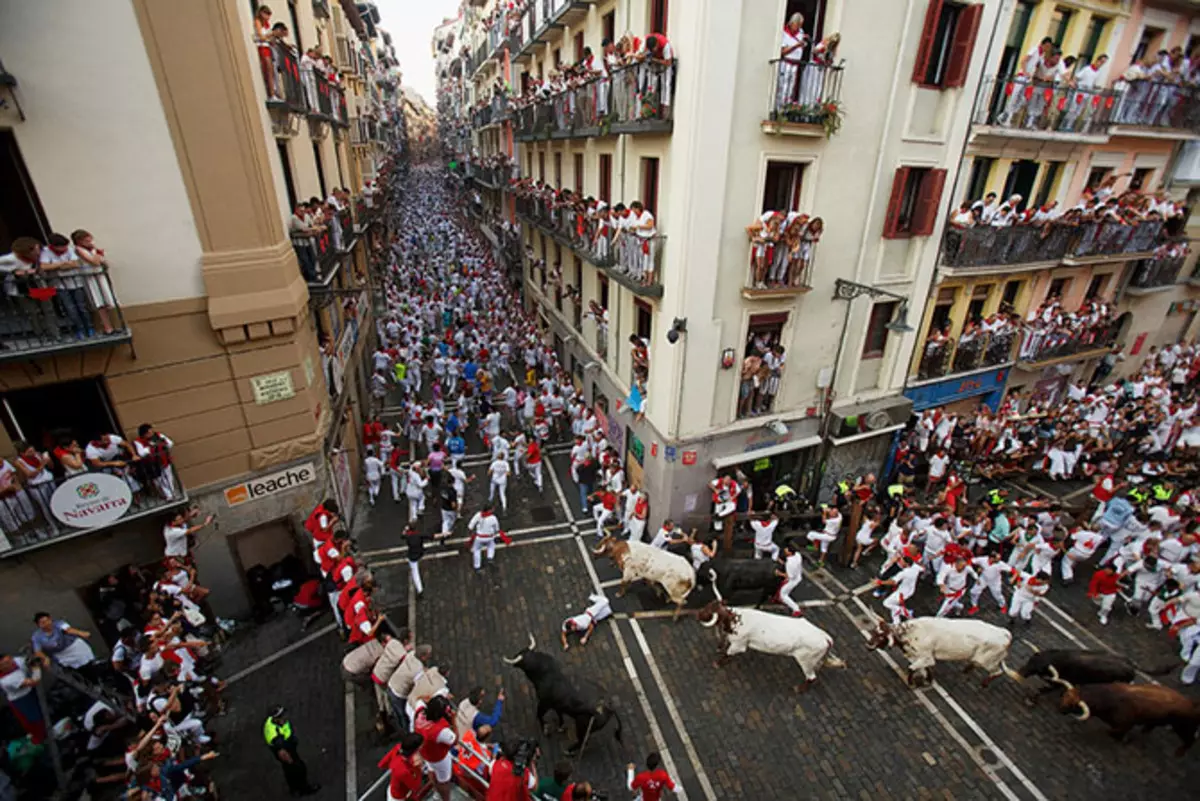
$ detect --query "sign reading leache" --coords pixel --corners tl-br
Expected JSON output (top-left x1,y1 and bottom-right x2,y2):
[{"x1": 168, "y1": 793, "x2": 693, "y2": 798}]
[
  {"x1": 224, "y1": 462, "x2": 317, "y2": 507},
  {"x1": 50, "y1": 473, "x2": 134, "y2": 529},
  {"x1": 251, "y1": 371, "x2": 297, "y2": 405}
]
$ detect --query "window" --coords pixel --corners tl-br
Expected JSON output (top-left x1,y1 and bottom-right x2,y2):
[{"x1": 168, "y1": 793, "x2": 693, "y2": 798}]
[
  {"x1": 603, "y1": 11, "x2": 616, "y2": 44},
  {"x1": 640, "y1": 157, "x2": 660, "y2": 216},
  {"x1": 761, "y1": 161, "x2": 805, "y2": 213},
  {"x1": 635, "y1": 299, "x2": 653, "y2": 341},
  {"x1": 913, "y1": 1, "x2": 983, "y2": 89},
  {"x1": 553, "y1": 48, "x2": 562, "y2": 69},
  {"x1": 287, "y1": 0, "x2": 303, "y2": 50},
  {"x1": 1133, "y1": 27, "x2": 1164, "y2": 64},
  {"x1": 277, "y1": 140, "x2": 298, "y2": 210},
  {"x1": 1033, "y1": 162, "x2": 1062, "y2": 209},
  {"x1": 929, "y1": 287, "x2": 956, "y2": 332},
  {"x1": 312, "y1": 142, "x2": 327, "y2": 199},
  {"x1": 1002, "y1": 279, "x2": 1022, "y2": 309},
  {"x1": 650, "y1": 0, "x2": 669, "y2": 34},
  {"x1": 598, "y1": 154, "x2": 613, "y2": 204},
  {"x1": 1085, "y1": 166, "x2": 1111, "y2": 191},
  {"x1": 1130, "y1": 168, "x2": 1154, "y2": 191},
  {"x1": 1078, "y1": 15, "x2": 1109, "y2": 67},
  {"x1": 0, "y1": 378, "x2": 121, "y2": 462},
  {"x1": 967, "y1": 284, "x2": 991, "y2": 323},
  {"x1": 526, "y1": 152, "x2": 533, "y2": 178},
  {"x1": 862, "y1": 302, "x2": 899, "y2": 359},
  {"x1": 1049, "y1": 7, "x2": 1073, "y2": 47},
  {"x1": 574, "y1": 153, "x2": 584, "y2": 195},
  {"x1": 598, "y1": 273, "x2": 609, "y2": 309},
  {"x1": 965, "y1": 156, "x2": 994, "y2": 205},
  {"x1": 594, "y1": 389, "x2": 609, "y2": 415},
  {"x1": 574, "y1": 32, "x2": 585, "y2": 62},
  {"x1": 740, "y1": 313, "x2": 788, "y2": 418},
  {"x1": 0, "y1": 131, "x2": 50, "y2": 252},
  {"x1": 1085, "y1": 274, "x2": 1108, "y2": 300},
  {"x1": 1048, "y1": 277, "x2": 1070, "y2": 299},
  {"x1": 538, "y1": 152, "x2": 546, "y2": 182},
  {"x1": 883, "y1": 167, "x2": 947, "y2": 238},
  {"x1": 554, "y1": 153, "x2": 562, "y2": 189}
]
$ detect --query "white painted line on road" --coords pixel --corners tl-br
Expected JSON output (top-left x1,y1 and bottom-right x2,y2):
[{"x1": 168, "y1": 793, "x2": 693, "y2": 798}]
[
  {"x1": 360, "y1": 521, "x2": 567, "y2": 557},
  {"x1": 356, "y1": 771, "x2": 389, "y2": 801},
  {"x1": 599, "y1": 578, "x2": 623, "y2": 589},
  {"x1": 628, "y1": 619, "x2": 719, "y2": 801},
  {"x1": 345, "y1": 683, "x2": 358, "y2": 801},
  {"x1": 1036, "y1": 598, "x2": 1161, "y2": 685},
  {"x1": 369, "y1": 532, "x2": 579, "y2": 569},
  {"x1": 225, "y1": 624, "x2": 337, "y2": 685}
]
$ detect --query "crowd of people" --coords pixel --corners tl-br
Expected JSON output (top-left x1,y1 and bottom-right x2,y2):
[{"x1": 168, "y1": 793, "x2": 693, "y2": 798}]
[
  {"x1": 288, "y1": 181, "x2": 382, "y2": 281},
  {"x1": 744, "y1": 209, "x2": 824, "y2": 290},
  {"x1": 948, "y1": 182, "x2": 1187, "y2": 231}
]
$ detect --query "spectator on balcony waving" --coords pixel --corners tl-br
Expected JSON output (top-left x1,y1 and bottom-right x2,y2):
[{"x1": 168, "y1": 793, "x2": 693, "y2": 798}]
[{"x1": 777, "y1": 13, "x2": 808, "y2": 111}]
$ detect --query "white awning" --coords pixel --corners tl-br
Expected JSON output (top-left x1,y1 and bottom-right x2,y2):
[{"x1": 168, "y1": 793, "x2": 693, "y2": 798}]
[
  {"x1": 711, "y1": 435, "x2": 822, "y2": 470},
  {"x1": 830, "y1": 422, "x2": 906, "y2": 446}
]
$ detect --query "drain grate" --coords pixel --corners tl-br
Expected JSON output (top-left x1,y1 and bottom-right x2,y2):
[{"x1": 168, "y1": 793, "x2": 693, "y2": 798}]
[{"x1": 529, "y1": 505, "x2": 557, "y2": 523}]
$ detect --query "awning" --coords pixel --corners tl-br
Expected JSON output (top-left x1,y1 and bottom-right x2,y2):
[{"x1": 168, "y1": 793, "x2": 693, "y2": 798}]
[
  {"x1": 830, "y1": 422, "x2": 906, "y2": 446},
  {"x1": 711, "y1": 435, "x2": 822, "y2": 469}
]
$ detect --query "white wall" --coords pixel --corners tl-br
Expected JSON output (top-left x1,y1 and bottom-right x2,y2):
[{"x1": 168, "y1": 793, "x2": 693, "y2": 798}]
[{"x1": 0, "y1": 0, "x2": 204, "y2": 305}]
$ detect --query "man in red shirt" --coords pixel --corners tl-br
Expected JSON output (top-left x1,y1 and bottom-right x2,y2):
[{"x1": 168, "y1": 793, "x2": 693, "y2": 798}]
[
  {"x1": 588, "y1": 488, "x2": 618, "y2": 539},
  {"x1": 377, "y1": 732, "x2": 424, "y2": 800},
  {"x1": 526, "y1": 439, "x2": 543, "y2": 493},
  {"x1": 1087, "y1": 564, "x2": 1119, "y2": 626},
  {"x1": 414, "y1": 697, "x2": 456, "y2": 801},
  {"x1": 627, "y1": 752, "x2": 677, "y2": 801},
  {"x1": 364, "y1": 416, "x2": 384, "y2": 448},
  {"x1": 304, "y1": 500, "x2": 340, "y2": 548}
]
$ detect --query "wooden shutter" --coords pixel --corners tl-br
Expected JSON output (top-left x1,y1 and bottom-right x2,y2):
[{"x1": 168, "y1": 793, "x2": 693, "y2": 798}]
[
  {"x1": 912, "y1": 169, "x2": 948, "y2": 236},
  {"x1": 911, "y1": 0, "x2": 944, "y2": 85},
  {"x1": 943, "y1": 4, "x2": 983, "y2": 88},
  {"x1": 882, "y1": 167, "x2": 911, "y2": 239},
  {"x1": 599, "y1": 154, "x2": 612, "y2": 203},
  {"x1": 574, "y1": 153, "x2": 584, "y2": 194}
]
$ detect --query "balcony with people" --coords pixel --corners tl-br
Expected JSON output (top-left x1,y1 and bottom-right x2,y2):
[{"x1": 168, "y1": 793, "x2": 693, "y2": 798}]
[
  {"x1": 513, "y1": 181, "x2": 664, "y2": 298},
  {"x1": 742, "y1": 211, "x2": 822, "y2": 298},
  {"x1": 941, "y1": 186, "x2": 1182, "y2": 273},
  {"x1": 972, "y1": 75, "x2": 1116, "y2": 141},
  {"x1": 252, "y1": 7, "x2": 350, "y2": 127},
  {"x1": 466, "y1": 154, "x2": 514, "y2": 190},
  {"x1": 511, "y1": 32, "x2": 676, "y2": 141},
  {"x1": 763, "y1": 16, "x2": 845, "y2": 138},
  {"x1": 289, "y1": 194, "x2": 356, "y2": 288},
  {"x1": 916, "y1": 316, "x2": 1019, "y2": 381},
  {"x1": 1015, "y1": 296, "x2": 1121, "y2": 368},
  {"x1": 1125, "y1": 238, "x2": 1191, "y2": 294},
  {"x1": 0, "y1": 232, "x2": 132, "y2": 362},
  {"x1": 0, "y1": 424, "x2": 186, "y2": 556}
]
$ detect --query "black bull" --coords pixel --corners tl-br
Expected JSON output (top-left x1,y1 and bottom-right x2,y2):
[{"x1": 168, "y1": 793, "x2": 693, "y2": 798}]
[
  {"x1": 697, "y1": 558, "x2": 779, "y2": 606},
  {"x1": 504, "y1": 639, "x2": 623, "y2": 752},
  {"x1": 1019, "y1": 649, "x2": 1175, "y2": 700}
]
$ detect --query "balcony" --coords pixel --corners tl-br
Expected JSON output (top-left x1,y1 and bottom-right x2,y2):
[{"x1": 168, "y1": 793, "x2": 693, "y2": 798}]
[
  {"x1": 0, "y1": 462, "x2": 186, "y2": 558},
  {"x1": 472, "y1": 95, "x2": 509, "y2": 129},
  {"x1": 0, "y1": 267, "x2": 132, "y2": 363},
  {"x1": 941, "y1": 220, "x2": 1164, "y2": 273},
  {"x1": 1126, "y1": 249, "x2": 1188, "y2": 294},
  {"x1": 262, "y1": 41, "x2": 308, "y2": 116},
  {"x1": 971, "y1": 77, "x2": 1115, "y2": 142},
  {"x1": 762, "y1": 58, "x2": 845, "y2": 137},
  {"x1": 514, "y1": 197, "x2": 663, "y2": 298},
  {"x1": 467, "y1": 163, "x2": 510, "y2": 190},
  {"x1": 915, "y1": 331, "x2": 1017, "y2": 381},
  {"x1": 1016, "y1": 320, "x2": 1120, "y2": 368},
  {"x1": 741, "y1": 220, "x2": 818, "y2": 298},
  {"x1": 1110, "y1": 81, "x2": 1200, "y2": 136},
  {"x1": 354, "y1": 196, "x2": 380, "y2": 232},
  {"x1": 512, "y1": 61, "x2": 676, "y2": 141}
]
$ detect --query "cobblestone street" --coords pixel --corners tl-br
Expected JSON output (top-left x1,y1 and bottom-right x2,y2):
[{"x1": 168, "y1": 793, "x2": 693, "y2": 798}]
[{"x1": 207, "y1": 449, "x2": 1200, "y2": 801}]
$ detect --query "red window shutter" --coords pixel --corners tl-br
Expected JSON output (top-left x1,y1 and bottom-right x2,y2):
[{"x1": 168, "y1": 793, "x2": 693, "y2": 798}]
[
  {"x1": 943, "y1": 4, "x2": 983, "y2": 88},
  {"x1": 911, "y1": 0, "x2": 944, "y2": 85},
  {"x1": 882, "y1": 167, "x2": 911, "y2": 239},
  {"x1": 912, "y1": 169, "x2": 948, "y2": 236}
]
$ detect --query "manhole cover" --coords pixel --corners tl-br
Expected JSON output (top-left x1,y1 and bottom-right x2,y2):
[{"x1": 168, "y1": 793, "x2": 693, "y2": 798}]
[{"x1": 529, "y1": 505, "x2": 557, "y2": 523}]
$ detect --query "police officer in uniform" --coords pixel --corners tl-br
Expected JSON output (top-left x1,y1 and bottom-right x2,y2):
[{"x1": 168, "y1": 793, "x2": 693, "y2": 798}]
[{"x1": 264, "y1": 706, "x2": 320, "y2": 797}]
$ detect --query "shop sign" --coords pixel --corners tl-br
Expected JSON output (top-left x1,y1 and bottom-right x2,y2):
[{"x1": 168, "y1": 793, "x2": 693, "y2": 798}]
[
  {"x1": 224, "y1": 462, "x2": 317, "y2": 507},
  {"x1": 681, "y1": 451, "x2": 697, "y2": 466},
  {"x1": 51, "y1": 474, "x2": 134, "y2": 529},
  {"x1": 251, "y1": 371, "x2": 296, "y2": 405},
  {"x1": 903, "y1": 368, "x2": 1009, "y2": 412}
]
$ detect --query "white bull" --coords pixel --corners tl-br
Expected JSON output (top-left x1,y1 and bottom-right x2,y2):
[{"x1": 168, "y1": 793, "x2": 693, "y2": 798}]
[
  {"x1": 697, "y1": 600, "x2": 845, "y2": 691},
  {"x1": 592, "y1": 536, "x2": 695, "y2": 618},
  {"x1": 867, "y1": 616, "x2": 1022, "y2": 687}
]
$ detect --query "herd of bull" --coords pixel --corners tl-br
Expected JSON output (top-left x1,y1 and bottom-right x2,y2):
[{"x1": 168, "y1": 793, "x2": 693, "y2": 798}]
[{"x1": 498, "y1": 536, "x2": 1200, "y2": 761}]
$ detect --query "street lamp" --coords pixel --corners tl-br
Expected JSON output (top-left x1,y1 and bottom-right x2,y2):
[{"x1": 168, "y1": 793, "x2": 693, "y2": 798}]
[{"x1": 833, "y1": 278, "x2": 914, "y2": 333}]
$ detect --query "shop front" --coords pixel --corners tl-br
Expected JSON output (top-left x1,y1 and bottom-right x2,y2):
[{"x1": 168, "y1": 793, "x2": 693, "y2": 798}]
[{"x1": 903, "y1": 366, "x2": 1010, "y2": 414}]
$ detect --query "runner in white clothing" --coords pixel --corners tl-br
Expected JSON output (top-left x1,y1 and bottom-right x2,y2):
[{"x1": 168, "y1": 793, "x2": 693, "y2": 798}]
[
  {"x1": 777, "y1": 543, "x2": 805, "y2": 616},
  {"x1": 936, "y1": 558, "x2": 978, "y2": 617},
  {"x1": 750, "y1": 513, "x2": 780, "y2": 561},
  {"x1": 363, "y1": 448, "x2": 385, "y2": 506},
  {"x1": 467, "y1": 506, "x2": 505, "y2": 571},
  {"x1": 488, "y1": 457, "x2": 510, "y2": 513}
]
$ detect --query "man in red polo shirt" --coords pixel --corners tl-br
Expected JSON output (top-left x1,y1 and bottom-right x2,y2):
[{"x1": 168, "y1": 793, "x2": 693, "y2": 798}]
[
  {"x1": 305, "y1": 500, "x2": 340, "y2": 552},
  {"x1": 377, "y1": 732, "x2": 424, "y2": 800},
  {"x1": 414, "y1": 696, "x2": 456, "y2": 801},
  {"x1": 627, "y1": 752, "x2": 677, "y2": 801}
]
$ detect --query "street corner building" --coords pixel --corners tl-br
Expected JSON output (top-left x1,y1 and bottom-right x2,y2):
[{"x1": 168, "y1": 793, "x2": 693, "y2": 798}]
[{"x1": 0, "y1": 0, "x2": 409, "y2": 648}]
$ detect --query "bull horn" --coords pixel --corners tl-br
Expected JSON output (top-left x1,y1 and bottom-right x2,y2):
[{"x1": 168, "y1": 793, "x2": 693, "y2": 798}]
[
  {"x1": 502, "y1": 654, "x2": 521, "y2": 665},
  {"x1": 1045, "y1": 665, "x2": 1073, "y2": 690},
  {"x1": 699, "y1": 612, "x2": 718, "y2": 628},
  {"x1": 1073, "y1": 700, "x2": 1090, "y2": 721},
  {"x1": 711, "y1": 579, "x2": 724, "y2": 603},
  {"x1": 591, "y1": 542, "x2": 606, "y2": 555},
  {"x1": 527, "y1": 632, "x2": 536, "y2": 651}
]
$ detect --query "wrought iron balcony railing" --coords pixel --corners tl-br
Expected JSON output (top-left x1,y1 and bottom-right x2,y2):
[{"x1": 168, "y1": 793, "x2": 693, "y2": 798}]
[
  {"x1": 1017, "y1": 321, "x2": 1120, "y2": 365},
  {"x1": 1127, "y1": 254, "x2": 1186, "y2": 291},
  {"x1": 941, "y1": 220, "x2": 1164, "y2": 269},
  {"x1": 764, "y1": 58, "x2": 845, "y2": 136},
  {"x1": 0, "y1": 266, "x2": 131, "y2": 362},
  {"x1": 512, "y1": 61, "x2": 676, "y2": 140},
  {"x1": 916, "y1": 331, "x2": 1017, "y2": 381},
  {"x1": 973, "y1": 76, "x2": 1116, "y2": 137},
  {"x1": 1111, "y1": 80, "x2": 1200, "y2": 133},
  {"x1": 743, "y1": 232, "x2": 816, "y2": 296}
]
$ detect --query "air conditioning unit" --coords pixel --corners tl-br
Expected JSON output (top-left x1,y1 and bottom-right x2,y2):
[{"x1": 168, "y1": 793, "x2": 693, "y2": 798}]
[{"x1": 830, "y1": 397, "x2": 913, "y2": 439}]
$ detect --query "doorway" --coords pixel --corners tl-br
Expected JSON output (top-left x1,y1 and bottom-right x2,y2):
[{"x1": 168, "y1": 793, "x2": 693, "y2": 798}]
[{"x1": 1002, "y1": 160, "x2": 1039, "y2": 211}]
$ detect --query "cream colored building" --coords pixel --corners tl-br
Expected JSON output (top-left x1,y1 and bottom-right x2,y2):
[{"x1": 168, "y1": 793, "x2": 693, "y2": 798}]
[
  {"x1": 445, "y1": 0, "x2": 1005, "y2": 516},
  {"x1": 0, "y1": 0, "x2": 403, "y2": 646}
]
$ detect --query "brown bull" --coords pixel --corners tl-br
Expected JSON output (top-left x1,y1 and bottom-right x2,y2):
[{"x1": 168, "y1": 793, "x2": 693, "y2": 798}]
[{"x1": 1059, "y1": 683, "x2": 1200, "y2": 756}]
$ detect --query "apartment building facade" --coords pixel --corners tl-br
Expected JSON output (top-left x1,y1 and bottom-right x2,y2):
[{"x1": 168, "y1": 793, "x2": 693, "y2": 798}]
[
  {"x1": 0, "y1": 0, "x2": 403, "y2": 646},
  {"x1": 907, "y1": 0, "x2": 1200, "y2": 415},
  {"x1": 442, "y1": 0, "x2": 1005, "y2": 517}
]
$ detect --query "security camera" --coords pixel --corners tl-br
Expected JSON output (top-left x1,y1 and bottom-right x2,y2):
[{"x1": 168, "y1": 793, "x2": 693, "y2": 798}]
[
  {"x1": 666, "y1": 327, "x2": 680, "y2": 345},
  {"x1": 666, "y1": 317, "x2": 687, "y2": 345}
]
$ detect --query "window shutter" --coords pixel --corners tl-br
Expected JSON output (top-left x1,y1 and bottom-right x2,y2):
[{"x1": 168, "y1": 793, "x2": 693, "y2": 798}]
[
  {"x1": 882, "y1": 167, "x2": 911, "y2": 239},
  {"x1": 943, "y1": 4, "x2": 983, "y2": 88},
  {"x1": 912, "y1": 169, "x2": 948, "y2": 236},
  {"x1": 911, "y1": 0, "x2": 944, "y2": 85}
]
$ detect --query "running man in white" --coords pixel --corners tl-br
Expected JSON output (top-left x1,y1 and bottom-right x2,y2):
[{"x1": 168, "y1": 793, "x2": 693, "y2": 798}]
[
  {"x1": 488, "y1": 455, "x2": 510, "y2": 513},
  {"x1": 936, "y1": 557, "x2": 978, "y2": 617},
  {"x1": 877, "y1": 559, "x2": 923, "y2": 625},
  {"x1": 1060, "y1": 527, "x2": 1104, "y2": 584},
  {"x1": 776, "y1": 542, "x2": 805, "y2": 617},
  {"x1": 363, "y1": 447, "x2": 384, "y2": 506},
  {"x1": 750, "y1": 512, "x2": 780, "y2": 561},
  {"x1": 968, "y1": 552, "x2": 1010, "y2": 614},
  {"x1": 467, "y1": 505, "x2": 505, "y2": 571},
  {"x1": 805, "y1": 506, "x2": 842, "y2": 566},
  {"x1": 1008, "y1": 572, "x2": 1049, "y2": 626}
]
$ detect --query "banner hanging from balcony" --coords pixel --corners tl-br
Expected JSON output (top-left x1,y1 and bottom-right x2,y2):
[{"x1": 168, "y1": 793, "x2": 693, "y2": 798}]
[{"x1": 50, "y1": 473, "x2": 134, "y2": 529}]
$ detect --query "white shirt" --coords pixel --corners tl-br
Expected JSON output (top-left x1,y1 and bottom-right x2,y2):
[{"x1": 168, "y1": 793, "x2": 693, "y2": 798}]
[
  {"x1": 893, "y1": 564, "x2": 923, "y2": 598},
  {"x1": 489, "y1": 458, "x2": 510, "y2": 482},
  {"x1": 972, "y1": 557, "x2": 1011, "y2": 585},
  {"x1": 937, "y1": 564, "x2": 977, "y2": 593},
  {"x1": 468, "y1": 512, "x2": 501, "y2": 537},
  {"x1": 751, "y1": 519, "x2": 779, "y2": 548},
  {"x1": 784, "y1": 552, "x2": 805, "y2": 582},
  {"x1": 0, "y1": 658, "x2": 34, "y2": 702},
  {"x1": 364, "y1": 456, "x2": 384, "y2": 481},
  {"x1": 163, "y1": 524, "x2": 190, "y2": 558},
  {"x1": 928, "y1": 454, "x2": 949, "y2": 479}
]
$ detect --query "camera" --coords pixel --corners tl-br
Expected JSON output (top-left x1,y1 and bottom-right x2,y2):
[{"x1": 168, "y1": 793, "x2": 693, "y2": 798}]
[{"x1": 509, "y1": 738, "x2": 539, "y2": 777}]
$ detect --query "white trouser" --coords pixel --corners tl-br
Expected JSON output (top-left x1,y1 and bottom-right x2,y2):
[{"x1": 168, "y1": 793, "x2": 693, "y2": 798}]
[
  {"x1": 937, "y1": 590, "x2": 966, "y2": 617},
  {"x1": 528, "y1": 462, "x2": 543, "y2": 491},
  {"x1": 924, "y1": 552, "x2": 945, "y2": 577},
  {"x1": 1009, "y1": 590, "x2": 1039, "y2": 621},
  {"x1": 754, "y1": 542, "x2": 780, "y2": 561},
  {"x1": 165, "y1": 714, "x2": 207, "y2": 743},
  {"x1": 593, "y1": 506, "x2": 613, "y2": 537},
  {"x1": 391, "y1": 472, "x2": 403, "y2": 501},
  {"x1": 489, "y1": 479, "x2": 508, "y2": 510},
  {"x1": 407, "y1": 496, "x2": 423, "y2": 522},
  {"x1": 1183, "y1": 644, "x2": 1200, "y2": 685},
  {"x1": 1093, "y1": 593, "x2": 1115, "y2": 621},
  {"x1": 807, "y1": 530, "x2": 836, "y2": 554},
  {"x1": 1147, "y1": 596, "x2": 1167, "y2": 629},
  {"x1": 1060, "y1": 552, "x2": 1089, "y2": 582},
  {"x1": 511, "y1": 454, "x2": 522, "y2": 477},
  {"x1": 440, "y1": 510, "x2": 457, "y2": 535},
  {"x1": 883, "y1": 590, "x2": 911, "y2": 624},
  {"x1": 1179, "y1": 624, "x2": 1200, "y2": 662},
  {"x1": 627, "y1": 517, "x2": 647, "y2": 543},
  {"x1": 327, "y1": 590, "x2": 341, "y2": 623},
  {"x1": 776, "y1": 61, "x2": 800, "y2": 109},
  {"x1": 409, "y1": 560, "x2": 424, "y2": 595},
  {"x1": 779, "y1": 577, "x2": 803, "y2": 613},
  {"x1": 472, "y1": 536, "x2": 496, "y2": 570},
  {"x1": 879, "y1": 551, "x2": 905, "y2": 577},
  {"x1": 367, "y1": 478, "x2": 381, "y2": 504},
  {"x1": 1130, "y1": 580, "x2": 1158, "y2": 607},
  {"x1": 970, "y1": 581, "x2": 1005, "y2": 610},
  {"x1": 1099, "y1": 534, "x2": 1127, "y2": 566}
]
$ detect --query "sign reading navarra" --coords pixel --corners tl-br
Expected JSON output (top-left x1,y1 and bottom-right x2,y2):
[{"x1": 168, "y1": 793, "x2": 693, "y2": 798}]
[
  {"x1": 50, "y1": 473, "x2": 134, "y2": 529},
  {"x1": 224, "y1": 462, "x2": 317, "y2": 507}
]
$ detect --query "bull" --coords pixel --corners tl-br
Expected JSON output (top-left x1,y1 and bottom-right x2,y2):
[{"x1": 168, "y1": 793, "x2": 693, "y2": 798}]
[
  {"x1": 696, "y1": 558, "x2": 779, "y2": 607},
  {"x1": 696, "y1": 600, "x2": 845, "y2": 691},
  {"x1": 1059, "y1": 683, "x2": 1200, "y2": 757},
  {"x1": 1019, "y1": 649, "x2": 1175, "y2": 704},
  {"x1": 866, "y1": 617, "x2": 1022, "y2": 687},
  {"x1": 503, "y1": 633, "x2": 623, "y2": 753},
  {"x1": 592, "y1": 536, "x2": 695, "y2": 618}
]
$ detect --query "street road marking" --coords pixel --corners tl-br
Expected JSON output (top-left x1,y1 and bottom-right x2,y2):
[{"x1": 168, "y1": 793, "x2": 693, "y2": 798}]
[
  {"x1": 357, "y1": 771, "x2": 389, "y2": 801},
  {"x1": 628, "y1": 619, "x2": 720, "y2": 801},
  {"x1": 345, "y1": 683, "x2": 357, "y2": 801},
  {"x1": 1036, "y1": 598, "x2": 1160, "y2": 685},
  {"x1": 225, "y1": 623, "x2": 337, "y2": 685},
  {"x1": 361, "y1": 521, "x2": 566, "y2": 557},
  {"x1": 369, "y1": 532, "x2": 579, "y2": 569},
  {"x1": 805, "y1": 563, "x2": 1049, "y2": 801}
]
